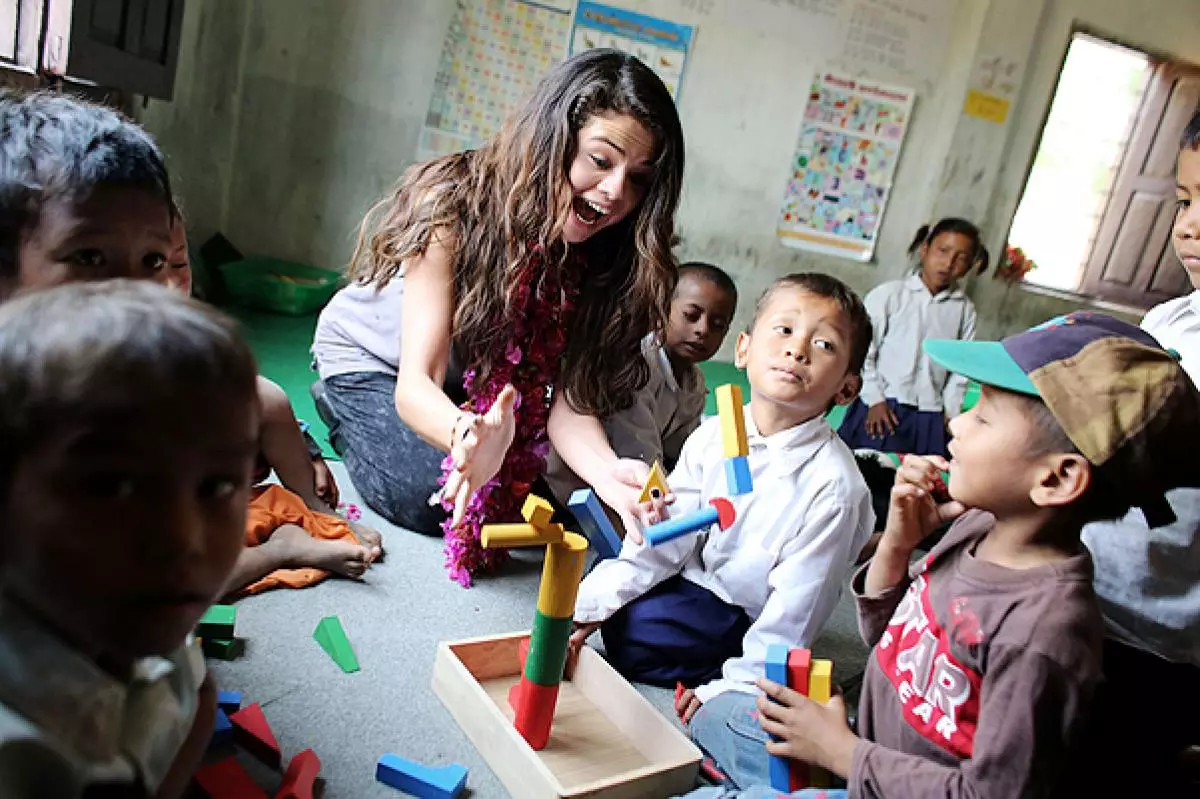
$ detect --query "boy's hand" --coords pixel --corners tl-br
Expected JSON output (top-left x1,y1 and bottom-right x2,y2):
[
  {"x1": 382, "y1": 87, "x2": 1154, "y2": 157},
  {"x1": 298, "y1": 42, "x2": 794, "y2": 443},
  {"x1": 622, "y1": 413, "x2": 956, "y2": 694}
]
[
  {"x1": 756, "y1": 678, "x2": 858, "y2": 778},
  {"x1": 865, "y1": 402, "x2": 898, "y2": 437},
  {"x1": 312, "y1": 457, "x2": 339, "y2": 509},
  {"x1": 565, "y1": 621, "x2": 602, "y2": 678},
  {"x1": 675, "y1": 683, "x2": 703, "y2": 724},
  {"x1": 883, "y1": 455, "x2": 966, "y2": 554}
]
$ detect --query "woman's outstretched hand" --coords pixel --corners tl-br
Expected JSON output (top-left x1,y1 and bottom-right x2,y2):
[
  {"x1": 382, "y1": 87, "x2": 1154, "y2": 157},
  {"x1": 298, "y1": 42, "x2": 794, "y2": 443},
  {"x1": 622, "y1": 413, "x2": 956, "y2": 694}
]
[{"x1": 443, "y1": 384, "x2": 518, "y2": 525}]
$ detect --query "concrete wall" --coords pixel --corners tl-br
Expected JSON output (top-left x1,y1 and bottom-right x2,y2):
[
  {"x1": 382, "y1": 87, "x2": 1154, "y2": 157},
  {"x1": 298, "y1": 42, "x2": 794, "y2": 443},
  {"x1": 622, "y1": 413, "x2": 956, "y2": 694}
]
[{"x1": 142, "y1": 0, "x2": 1200, "y2": 355}]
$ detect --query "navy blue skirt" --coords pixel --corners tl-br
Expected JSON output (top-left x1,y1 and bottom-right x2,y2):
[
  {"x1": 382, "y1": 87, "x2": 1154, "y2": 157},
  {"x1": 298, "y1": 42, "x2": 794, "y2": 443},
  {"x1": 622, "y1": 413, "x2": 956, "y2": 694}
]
[
  {"x1": 837, "y1": 398, "x2": 949, "y2": 458},
  {"x1": 600, "y1": 574, "x2": 751, "y2": 687}
]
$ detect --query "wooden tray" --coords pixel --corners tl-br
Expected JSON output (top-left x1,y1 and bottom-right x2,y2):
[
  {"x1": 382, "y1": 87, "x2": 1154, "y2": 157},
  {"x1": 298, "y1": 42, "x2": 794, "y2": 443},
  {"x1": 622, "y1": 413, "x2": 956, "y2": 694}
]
[{"x1": 433, "y1": 631, "x2": 701, "y2": 799}]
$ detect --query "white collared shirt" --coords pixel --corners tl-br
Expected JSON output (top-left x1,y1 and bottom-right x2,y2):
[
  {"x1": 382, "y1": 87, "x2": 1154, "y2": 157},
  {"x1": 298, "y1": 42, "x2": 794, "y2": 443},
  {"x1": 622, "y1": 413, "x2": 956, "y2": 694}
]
[
  {"x1": 544, "y1": 335, "x2": 707, "y2": 503},
  {"x1": 1082, "y1": 289, "x2": 1200, "y2": 667},
  {"x1": 859, "y1": 272, "x2": 977, "y2": 415},
  {"x1": 574, "y1": 405, "x2": 874, "y2": 702},
  {"x1": 0, "y1": 597, "x2": 206, "y2": 796}
]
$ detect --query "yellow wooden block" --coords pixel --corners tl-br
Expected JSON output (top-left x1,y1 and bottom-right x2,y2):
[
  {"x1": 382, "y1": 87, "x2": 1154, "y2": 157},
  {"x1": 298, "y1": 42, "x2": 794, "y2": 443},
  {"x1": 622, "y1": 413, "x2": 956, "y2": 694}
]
[
  {"x1": 808, "y1": 659, "x2": 833, "y2": 703},
  {"x1": 638, "y1": 461, "x2": 670, "y2": 504},
  {"x1": 715, "y1": 384, "x2": 748, "y2": 458},
  {"x1": 481, "y1": 523, "x2": 564, "y2": 548},
  {"x1": 521, "y1": 494, "x2": 555, "y2": 531},
  {"x1": 536, "y1": 532, "x2": 589, "y2": 618}
]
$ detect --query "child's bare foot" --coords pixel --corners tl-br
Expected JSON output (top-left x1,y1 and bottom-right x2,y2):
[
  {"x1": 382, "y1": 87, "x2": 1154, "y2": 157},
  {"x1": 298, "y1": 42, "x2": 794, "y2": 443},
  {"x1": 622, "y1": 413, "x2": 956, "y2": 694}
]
[
  {"x1": 265, "y1": 525, "x2": 372, "y2": 579},
  {"x1": 348, "y1": 520, "x2": 384, "y2": 563}
]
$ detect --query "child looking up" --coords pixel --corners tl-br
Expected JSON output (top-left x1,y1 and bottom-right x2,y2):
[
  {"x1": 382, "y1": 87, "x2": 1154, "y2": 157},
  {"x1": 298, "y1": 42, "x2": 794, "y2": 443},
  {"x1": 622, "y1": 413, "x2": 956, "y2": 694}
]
[
  {"x1": 839, "y1": 218, "x2": 988, "y2": 457},
  {"x1": 0, "y1": 281, "x2": 260, "y2": 797}
]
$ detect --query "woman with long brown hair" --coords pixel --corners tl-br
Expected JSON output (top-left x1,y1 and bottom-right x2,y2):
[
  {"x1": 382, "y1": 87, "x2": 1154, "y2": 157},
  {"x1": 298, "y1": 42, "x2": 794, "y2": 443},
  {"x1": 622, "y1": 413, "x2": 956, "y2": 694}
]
[{"x1": 312, "y1": 49, "x2": 685, "y2": 585}]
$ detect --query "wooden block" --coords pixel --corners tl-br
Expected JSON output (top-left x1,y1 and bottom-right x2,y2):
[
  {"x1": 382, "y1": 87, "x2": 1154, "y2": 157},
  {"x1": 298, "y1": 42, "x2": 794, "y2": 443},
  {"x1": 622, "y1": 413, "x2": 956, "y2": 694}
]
[
  {"x1": 211, "y1": 708, "x2": 234, "y2": 749},
  {"x1": 723, "y1": 456, "x2": 753, "y2": 495},
  {"x1": 202, "y1": 637, "x2": 245, "y2": 660},
  {"x1": 197, "y1": 604, "x2": 237, "y2": 639},
  {"x1": 217, "y1": 690, "x2": 243, "y2": 714},
  {"x1": 229, "y1": 702, "x2": 281, "y2": 769},
  {"x1": 808, "y1": 659, "x2": 834, "y2": 788},
  {"x1": 275, "y1": 748, "x2": 321, "y2": 799},
  {"x1": 522, "y1": 494, "x2": 556, "y2": 531},
  {"x1": 513, "y1": 678, "x2": 561, "y2": 751},
  {"x1": 194, "y1": 757, "x2": 268, "y2": 798},
  {"x1": 313, "y1": 615, "x2": 360, "y2": 673},
  {"x1": 518, "y1": 637, "x2": 531, "y2": 671},
  {"x1": 764, "y1": 644, "x2": 791, "y2": 792},
  {"x1": 482, "y1": 522, "x2": 564, "y2": 548},
  {"x1": 376, "y1": 754, "x2": 467, "y2": 799},
  {"x1": 638, "y1": 461, "x2": 671, "y2": 503},
  {"x1": 787, "y1": 649, "x2": 812, "y2": 791},
  {"x1": 715, "y1": 384, "x2": 748, "y2": 458},
  {"x1": 535, "y1": 533, "x2": 589, "y2": 619},
  {"x1": 432, "y1": 632, "x2": 701, "y2": 798},
  {"x1": 645, "y1": 499, "x2": 735, "y2": 547},
  {"x1": 566, "y1": 489, "x2": 622, "y2": 559}
]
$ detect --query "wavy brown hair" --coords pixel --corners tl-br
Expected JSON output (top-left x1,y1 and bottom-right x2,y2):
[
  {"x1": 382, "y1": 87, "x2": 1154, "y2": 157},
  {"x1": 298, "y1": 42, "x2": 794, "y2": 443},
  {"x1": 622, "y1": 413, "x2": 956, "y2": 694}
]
[{"x1": 350, "y1": 49, "x2": 684, "y2": 416}]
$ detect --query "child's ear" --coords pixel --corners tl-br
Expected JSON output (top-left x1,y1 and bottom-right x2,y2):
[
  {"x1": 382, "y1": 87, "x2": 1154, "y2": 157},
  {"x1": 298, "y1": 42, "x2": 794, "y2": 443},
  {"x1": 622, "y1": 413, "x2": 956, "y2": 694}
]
[
  {"x1": 733, "y1": 331, "x2": 751, "y2": 369},
  {"x1": 1029, "y1": 453, "x2": 1091, "y2": 508},
  {"x1": 832, "y1": 372, "x2": 862, "y2": 407},
  {"x1": 918, "y1": 241, "x2": 930, "y2": 263}
]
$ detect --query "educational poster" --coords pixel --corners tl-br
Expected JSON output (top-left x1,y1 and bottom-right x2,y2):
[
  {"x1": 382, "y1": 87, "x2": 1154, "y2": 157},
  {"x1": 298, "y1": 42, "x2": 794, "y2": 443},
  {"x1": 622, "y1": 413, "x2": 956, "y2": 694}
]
[
  {"x1": 569, "y1": 2, "x2": 695, "y2": 100},
  {"x1": 417, "y1": 0, "x2": 572, "y2": 161},
  {"x1": 777, "y1": 72, "x2": 915, "y2": 261}
]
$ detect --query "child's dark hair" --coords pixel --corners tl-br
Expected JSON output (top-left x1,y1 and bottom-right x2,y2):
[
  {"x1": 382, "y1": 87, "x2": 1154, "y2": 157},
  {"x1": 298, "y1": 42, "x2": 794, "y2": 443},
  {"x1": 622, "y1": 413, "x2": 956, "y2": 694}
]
[
  {"x1": 748, "y1": 273, "x2": 873, "y2": 375},
  {"x1": 679, "y1": 261, "x2": 737, "y2": 305},
  {"x1": 1181, "y1": 111, "x2": 1200, "y2": 151},
  {"x1": 0, "y1": 281, "x2": 257, "y2": 496},
  {"x1": 908, "y1": 217, "x2": 990, "y2": 275},
  {"x1": 0, "y1": 91, "x2": 175, "y2": 287}
]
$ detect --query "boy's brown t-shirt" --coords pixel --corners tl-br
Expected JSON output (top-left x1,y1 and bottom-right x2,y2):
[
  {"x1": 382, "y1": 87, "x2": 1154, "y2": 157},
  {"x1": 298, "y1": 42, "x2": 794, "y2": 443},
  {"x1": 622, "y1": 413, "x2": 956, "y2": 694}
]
[{"x1": 850, "y1": 510, "x2": 1103, "y2": 798}]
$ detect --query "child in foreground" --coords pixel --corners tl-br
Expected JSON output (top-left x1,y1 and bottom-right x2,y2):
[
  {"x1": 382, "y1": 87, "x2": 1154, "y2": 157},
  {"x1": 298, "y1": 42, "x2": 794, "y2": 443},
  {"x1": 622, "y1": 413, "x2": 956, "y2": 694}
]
[
  {"x1": 0, "y1": 281, "x2": 260, "y2": 796},
  {"x1": 683, "y1": 312, "x2": 1200, "y2": 798}
]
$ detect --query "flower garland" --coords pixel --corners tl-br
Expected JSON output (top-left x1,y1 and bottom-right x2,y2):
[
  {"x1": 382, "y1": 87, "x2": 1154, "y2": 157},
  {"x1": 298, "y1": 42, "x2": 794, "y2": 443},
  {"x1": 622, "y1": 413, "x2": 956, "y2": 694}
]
[
  {"x1": 436, "y1": 247, "x2": 581, "y2": 586},
  {"x1": 995, "y1": 244, "x2": 1038, "y2": 284}
]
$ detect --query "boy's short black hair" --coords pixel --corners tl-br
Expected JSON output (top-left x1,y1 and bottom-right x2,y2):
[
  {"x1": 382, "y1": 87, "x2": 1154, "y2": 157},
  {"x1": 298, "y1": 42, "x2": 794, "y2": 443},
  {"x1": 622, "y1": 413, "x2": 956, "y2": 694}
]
[
  {"x1": 0, "y1": 91, "x2": 174, "y2": 283},
  {"x1": 678, "y1": 261, "x2": 738, "y2": 306},
  {"x1": 1181, "y1": 111, "x2": 1200, "y2": 152},
  {"x1": 748, "y1": 272, "x2": 873, "y2": 375},
  {"x1": 0, "y1": 281, "x2": 257, "y2": 497}
]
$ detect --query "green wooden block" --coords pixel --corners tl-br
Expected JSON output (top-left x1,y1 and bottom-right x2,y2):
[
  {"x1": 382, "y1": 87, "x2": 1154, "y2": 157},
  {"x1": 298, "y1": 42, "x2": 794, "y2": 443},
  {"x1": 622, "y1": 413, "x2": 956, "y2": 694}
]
[
  {"x1": 524, "y1": 611, "x2": 573, "y2": 687},
  {"x1": 197, "y1": 604, "x2": 236, "y2": 639},
  {"x1": 314, "y1": 615, "x2": 360, "y2": 673},
  {"x1": 201, "y1": 637, "x2": 244, "y2": 660}
]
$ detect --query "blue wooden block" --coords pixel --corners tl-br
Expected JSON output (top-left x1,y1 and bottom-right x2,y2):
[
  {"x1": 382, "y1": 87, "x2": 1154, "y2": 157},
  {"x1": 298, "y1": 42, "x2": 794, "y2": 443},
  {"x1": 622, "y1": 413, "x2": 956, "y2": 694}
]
[
  {"x1": 210, "y1": 708, "x2": 234, "y2": 748},
  {"x1": 216, "y1": 690, "x2": 242, "y2": 714},
  {"x1": 645, "y1": 506, "x2": 719, "y2": 547},
  {"x1": 765, "y1": 644, "x2": 791, "y2": 791},
  {"x1": 724, "y1": 456, "x2": 753, "y2": 495},
  {"x1": 376, "y1": 754, "x2": 467, "y2": 799},
  {"x1": 568, "y1": 488, "x2": 623, "y2": 559}
]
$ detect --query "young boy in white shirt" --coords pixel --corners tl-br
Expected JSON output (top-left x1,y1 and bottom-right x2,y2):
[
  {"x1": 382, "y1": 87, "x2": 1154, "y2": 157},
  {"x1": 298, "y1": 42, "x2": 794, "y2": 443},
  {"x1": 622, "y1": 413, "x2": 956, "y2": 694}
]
[
  {"x1": 1078, "y1": 110, "x2": 1200, "y2": 794},
  {"x1": 570, "y1": 273, "x2": 874, "y2": 719}
]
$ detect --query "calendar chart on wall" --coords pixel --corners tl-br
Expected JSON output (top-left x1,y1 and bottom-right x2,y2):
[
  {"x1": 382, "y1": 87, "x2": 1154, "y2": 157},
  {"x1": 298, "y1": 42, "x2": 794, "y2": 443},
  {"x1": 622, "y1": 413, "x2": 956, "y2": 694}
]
[
  {"x1": 569, "y1": 2, "x2": 695, "y2": 100},
  {"x1": 417, "y1": 0, "x2": 572, "y2": 161},
  {"x1": 777, "y1": 72, "x2": 914, "y2": 261}
]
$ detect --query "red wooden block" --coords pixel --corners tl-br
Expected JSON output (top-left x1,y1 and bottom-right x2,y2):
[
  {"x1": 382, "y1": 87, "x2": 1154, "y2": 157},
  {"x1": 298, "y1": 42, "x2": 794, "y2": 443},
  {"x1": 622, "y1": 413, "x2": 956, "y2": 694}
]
[
  {"x1": 194, "y1": 757, "x2": 268, "y2": 799},
  {"x1": 275, "y1": 748, "x2": 320, "y2": 799},
  {"x1": 786, "y1": 648, "x2": 813, "y2": 792},
  {"x1": 229, "y1": 702, "x2": 282, "y2": 769},
  {"x1": 518, "y1": 637, "x2": 531, "y2": 672},
  {"x1": 512, "y1": 678, "x2": 559, "y2": 750}
]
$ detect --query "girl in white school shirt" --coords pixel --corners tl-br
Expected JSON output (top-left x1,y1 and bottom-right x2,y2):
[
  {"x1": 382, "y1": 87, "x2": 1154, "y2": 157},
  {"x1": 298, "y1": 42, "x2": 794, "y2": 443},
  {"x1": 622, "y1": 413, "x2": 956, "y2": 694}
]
[{"x1": 838, "y1": 218, "x2": 989, "y2": 458}]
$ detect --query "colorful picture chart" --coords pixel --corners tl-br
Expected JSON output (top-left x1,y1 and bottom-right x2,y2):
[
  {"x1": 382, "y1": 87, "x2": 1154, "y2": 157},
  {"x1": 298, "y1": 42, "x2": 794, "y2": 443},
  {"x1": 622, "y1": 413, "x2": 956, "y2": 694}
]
[
  {"x1": 418, "y1": 0, "x2": 572, "y2": 161},
  {"x1": 569, "y1": 2, "x2": 694, "y2": 100},
  {"x1": 777, "y1": 72, "x2": 915, "y2": 261}
]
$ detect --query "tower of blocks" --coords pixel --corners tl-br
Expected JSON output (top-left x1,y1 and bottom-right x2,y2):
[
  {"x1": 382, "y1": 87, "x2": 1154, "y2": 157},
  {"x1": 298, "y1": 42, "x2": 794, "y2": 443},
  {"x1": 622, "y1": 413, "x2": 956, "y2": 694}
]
[
  {"x1": 765, "y1": 644, "x2": 834, "y2": 791},
  {"x1": 481, "y1": 494, "x2": 588, "y2": 750}
]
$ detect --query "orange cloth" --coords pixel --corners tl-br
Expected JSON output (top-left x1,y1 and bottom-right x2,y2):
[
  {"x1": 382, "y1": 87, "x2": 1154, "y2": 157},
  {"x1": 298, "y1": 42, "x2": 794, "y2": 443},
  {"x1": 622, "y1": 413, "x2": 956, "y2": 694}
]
[{"x1": 242, "y1": 484, "x2": 359, "y2": 595}]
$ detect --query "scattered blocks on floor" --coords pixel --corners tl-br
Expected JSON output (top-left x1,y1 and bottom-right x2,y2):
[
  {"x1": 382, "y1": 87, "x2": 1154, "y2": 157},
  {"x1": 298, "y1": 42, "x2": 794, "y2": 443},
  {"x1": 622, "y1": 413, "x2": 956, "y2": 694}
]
[
  {"x1": 723, "y1": 455, "x2": 753, "y2": 495},
  {"x1": 275, "y1": 748, "x2": 321, "y2": 799},
  {"x1": 375, "y1": 754, "x2": 467, "y2": 798},
  {"x1": 197, "y1": 604, "x2": 237, "y2": 639},
  {"x1": 313, "y1": 615, "x2": 360, "y2": 673},
  {"x1": 217, "y1": 690, "x2": 244, "y2": 714},
  {"x1": 567, "y1": 488, "x2": 623, "y2": 559},
  {"x1": 211, "y1": 708, "x2": 234, "y2": 749},
  {"x1": 202, "y1": 637, "x2": 246, "y2": 660},
  {"x1": 229, "y1": 702, "x2": 281, "y2": 769},
  {"x1": 194, "y1": 757, "x2": 268, "y2": 799},
  {"x1": 639, "y1": 460, "x2": 671, "y2": 503}
]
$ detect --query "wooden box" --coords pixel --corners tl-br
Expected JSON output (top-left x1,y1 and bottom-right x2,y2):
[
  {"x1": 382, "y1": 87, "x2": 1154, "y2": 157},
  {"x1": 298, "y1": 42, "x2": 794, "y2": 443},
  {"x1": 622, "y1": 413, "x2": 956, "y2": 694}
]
[{"x1": 433, "y1": 631, "x2": 701, "y2": 799}]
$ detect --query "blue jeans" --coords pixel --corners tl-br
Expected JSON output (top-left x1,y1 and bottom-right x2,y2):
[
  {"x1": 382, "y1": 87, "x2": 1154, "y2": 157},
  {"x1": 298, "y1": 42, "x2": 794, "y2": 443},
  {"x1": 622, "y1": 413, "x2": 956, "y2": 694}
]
[{"x1": 685, "y1": 692, "x2": 848, "y2": 799}]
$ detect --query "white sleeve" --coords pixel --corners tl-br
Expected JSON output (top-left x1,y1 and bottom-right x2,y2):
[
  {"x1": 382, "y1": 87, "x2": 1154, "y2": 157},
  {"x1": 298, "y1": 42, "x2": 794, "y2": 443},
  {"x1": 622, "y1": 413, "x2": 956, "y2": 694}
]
[
  {"x1": 942, "y1": 299, "x2": 977, "y2": 418},
  {"x1": 858, "y1": 284, "x2": 891, "y2": 408},
  {"x1": 694, "y1": 485, "x2": 869, "y2": 703},
  {"x1": 573, "y1": 423, "x2": 709, "y2": 624}
]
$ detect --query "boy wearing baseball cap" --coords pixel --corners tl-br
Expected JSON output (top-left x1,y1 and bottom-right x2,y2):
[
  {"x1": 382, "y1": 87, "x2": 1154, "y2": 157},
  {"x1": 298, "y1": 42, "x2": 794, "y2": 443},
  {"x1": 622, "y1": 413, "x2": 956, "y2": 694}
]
[{"x1": 684, "y1": 312, "x2": 1200, "y2": 799}]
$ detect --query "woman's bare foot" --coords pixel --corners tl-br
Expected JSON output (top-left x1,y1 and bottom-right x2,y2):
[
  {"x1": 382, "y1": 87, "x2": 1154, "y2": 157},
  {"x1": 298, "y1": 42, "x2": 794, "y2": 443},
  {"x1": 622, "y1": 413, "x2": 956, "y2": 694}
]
[
  {"x1": 348, "y1": 520, "x2": 384, "y2": 563},
  {"x1": 264, "y1": 525, "x2": 371, "y2": 579}
]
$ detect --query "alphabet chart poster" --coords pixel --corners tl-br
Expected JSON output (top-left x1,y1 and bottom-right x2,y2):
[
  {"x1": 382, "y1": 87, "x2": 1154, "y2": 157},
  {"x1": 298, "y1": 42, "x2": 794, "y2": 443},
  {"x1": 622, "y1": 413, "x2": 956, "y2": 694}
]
[
  {"x1": 777, "y1": 72, "x2": 914, "y2": 261},
  {"x1": 569, "y1": 2, "x2": 694, "y2": 100},
  {"x1": 418, "y1": 0, "x2": 572, "y2": 161}
]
